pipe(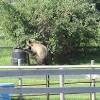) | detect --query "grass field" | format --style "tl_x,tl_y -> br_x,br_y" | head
0,48 -> 12,65
0,48 -> 100,100
0,77 -> 93,100
4,76 -> 100,100
0,75 -> 100,100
